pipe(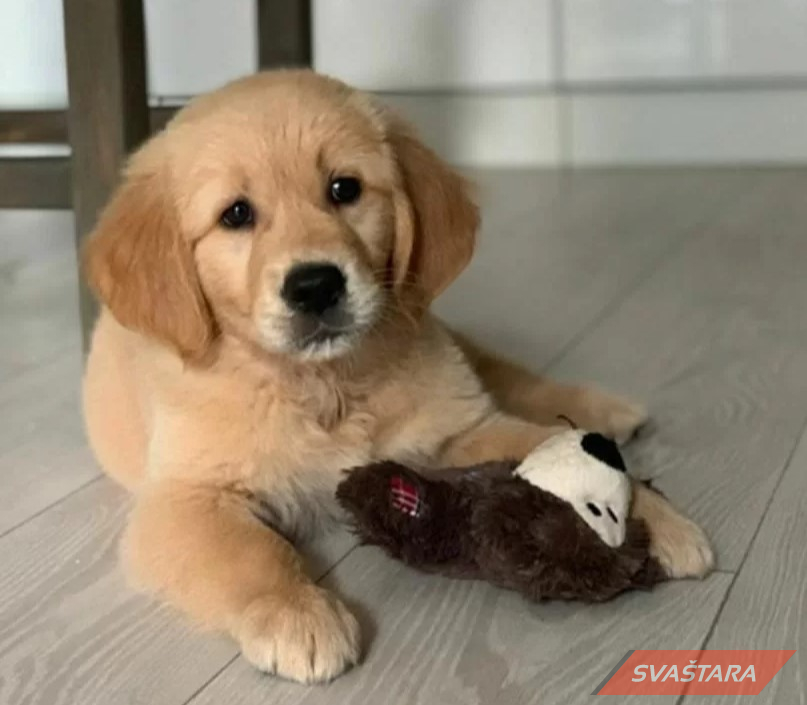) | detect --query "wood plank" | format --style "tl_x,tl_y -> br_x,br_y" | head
257,0 -> 312,68
0,390 -> 99,537
0,108 -> 177,146
0,478 -> 356,705
62,0 -> 150,347
691,427 -> 807,704
0,111 -> 67,144
7,169 -> 807,704
0,480 -> 234,705
437,168 -> 756,368
0,210 -> 96,533
0,239 -> 81,382
0,158 -> 70,209
190,547 -> 731,705
189,169 -> 763,704
546,170 -> 807,571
